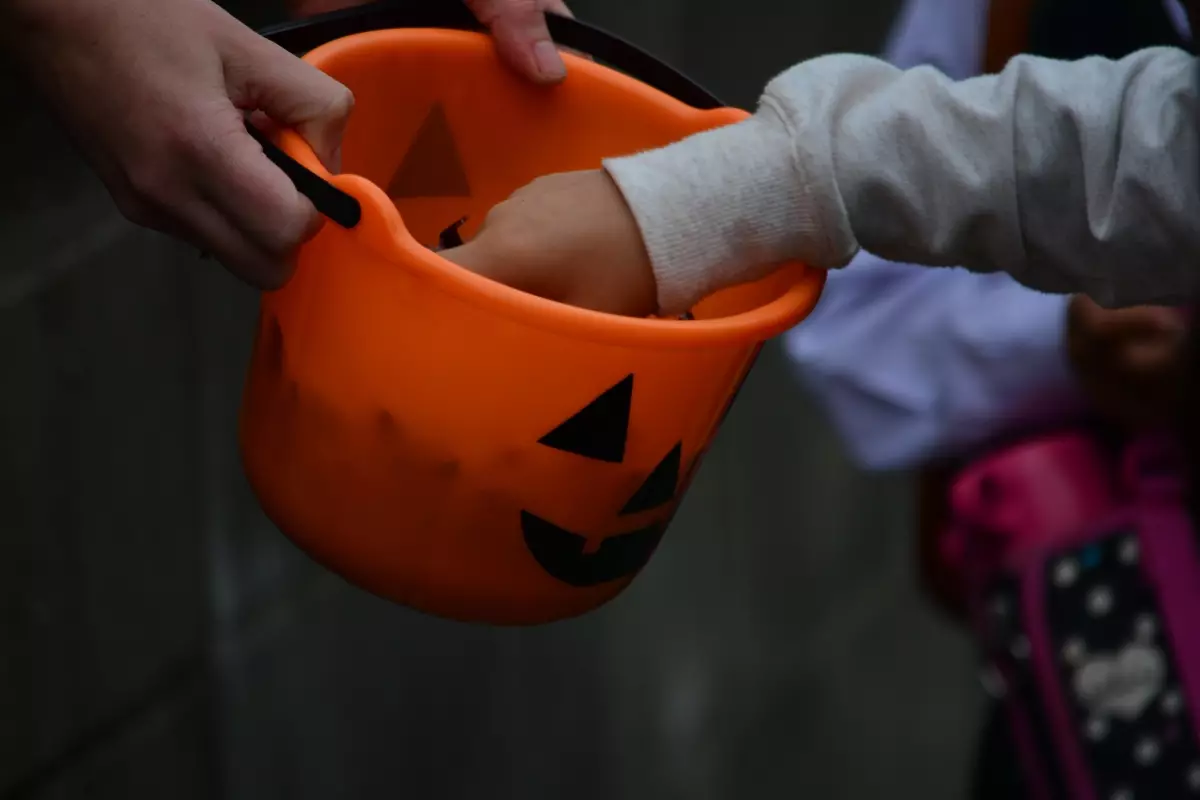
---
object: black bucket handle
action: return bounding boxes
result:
[251,0,725,229]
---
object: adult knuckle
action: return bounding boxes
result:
[462,0,495,23]
[244,190,317,258]
[322,81,354,118]
[279,205,321,251]
[502,0,542,15]
[467,0,540,25]
[228,254,283,291]
[110,189,158,229]
[121,159,176,212]
[183,114,245,167]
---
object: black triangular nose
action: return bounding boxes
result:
[620,443,681,515]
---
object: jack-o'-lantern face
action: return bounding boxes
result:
[427,215,697,589]
[522,374,683,587]
[235,40,820,627]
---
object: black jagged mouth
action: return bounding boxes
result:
[520,510,665,587]
[432,217,468,251]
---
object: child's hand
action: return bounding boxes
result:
[1066,295,1188,428]
[440,169,660,317]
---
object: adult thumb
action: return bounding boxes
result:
[465,0,572,83]
[227,36,355,172]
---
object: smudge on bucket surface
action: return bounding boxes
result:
[375,408,462,483]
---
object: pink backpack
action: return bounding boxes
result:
[940,430,1200,799]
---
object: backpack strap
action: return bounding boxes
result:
[916,459,971,621]
[915,0,1194,621]
[917,0,1037,619]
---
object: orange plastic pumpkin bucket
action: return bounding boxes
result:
[242,2,825,625]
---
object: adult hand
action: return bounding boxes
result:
[1066,294,1188,429]
[1,0,352,288]
[286,0,574,83]
[0,0,572,291]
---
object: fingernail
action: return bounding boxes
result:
[1149,308,1186,333]
[533,41,566,81]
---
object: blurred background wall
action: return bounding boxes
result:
[0,0,986,797]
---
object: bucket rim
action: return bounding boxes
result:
[276,28,825,349]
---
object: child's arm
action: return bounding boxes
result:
[782,0,1084,471]
[606,47,1200,315]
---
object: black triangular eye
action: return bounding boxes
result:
[620,442,681,515]
[538,375,633,463]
